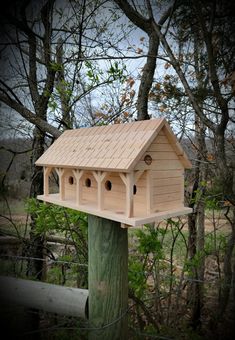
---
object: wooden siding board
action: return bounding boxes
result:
[142,151,179,160]
[151,170,184,179]
[153,177,182,187]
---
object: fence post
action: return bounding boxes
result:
[88,215,128,339]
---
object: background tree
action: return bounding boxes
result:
[0,0,133,276]
[115,0,235,330]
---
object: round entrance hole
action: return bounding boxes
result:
[144,154,152,165]
[68,176,74,185]
[133,185,137,195]
[105,180,112,191]
[85,178,91,187]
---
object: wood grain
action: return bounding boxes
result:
[88,215,128,339]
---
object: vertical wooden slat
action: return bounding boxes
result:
[43,166,51,196]
[92,171,108,210]
[56,168,65,200]
[72,169,84,205]
[126,172,134,218]
[146,170,153,214]
[60,169,65,201]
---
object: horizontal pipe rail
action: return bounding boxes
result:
[0,276,88,319]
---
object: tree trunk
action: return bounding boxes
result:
[217,210,235,320]
[215,131,235,321]
[25,127,46,339]
[187,114,207,329]
[136,31,158,120]
[27,127,46,280]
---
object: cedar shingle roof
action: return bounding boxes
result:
[35,118,191,171]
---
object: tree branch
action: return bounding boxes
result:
[0,94,61,138]
[152,20,216,132]
[113,0,152,33]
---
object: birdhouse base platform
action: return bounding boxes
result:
[37,194,192,227]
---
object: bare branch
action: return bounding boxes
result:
[0,93,61,138]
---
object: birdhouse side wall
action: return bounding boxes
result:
[59,169,148,216]
[103,172,147,216]
[133,171,147,216]
[64,170,98,204]
[135,130,184,212]
[81,172,97,204]
[103,173,126,212]
[64,169,77,200]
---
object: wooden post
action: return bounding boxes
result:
[43,167,51,196]
[88,215,128,340]
[72,169,84,205]
[92,171,107,210]
[56,168,65,200]
[126,172,134,217]
[119,172,134,218]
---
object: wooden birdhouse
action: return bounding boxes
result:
[35,118,192,226]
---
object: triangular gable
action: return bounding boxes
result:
[126,119,191,170]
[35,118,191,171]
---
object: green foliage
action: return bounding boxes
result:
[85,60,127,86]
[190,182,207,205]
[26,198,88,287]
[49,62,64,72]
[184,251,204,276]
[135,226,163,257]
[56,79,73,98]
[205,196,221,210]
[25,198,87,236]
[128,260,147,298]
[128,224,164,299]
[107,61,127,82]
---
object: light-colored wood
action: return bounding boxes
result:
[0,276,88,319]
[92,171,108,210]
[135,159,183,171]
[134,170,145,182]
[146,170,153,214]
[148,143,175,152]
[151,170,184,179]
[153,184,181,195]
[126,172,134,217]
[153,177,182,187]
[37,194,192,227]
[36,118,192,225]
[72,169,84,205]
[119,172,127,186]
[142,151,179,160]
[153,192,182,204]
[35,118,191,171]
[43,166,52,196]
[55,168,65,200]
[154,200,183,211]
